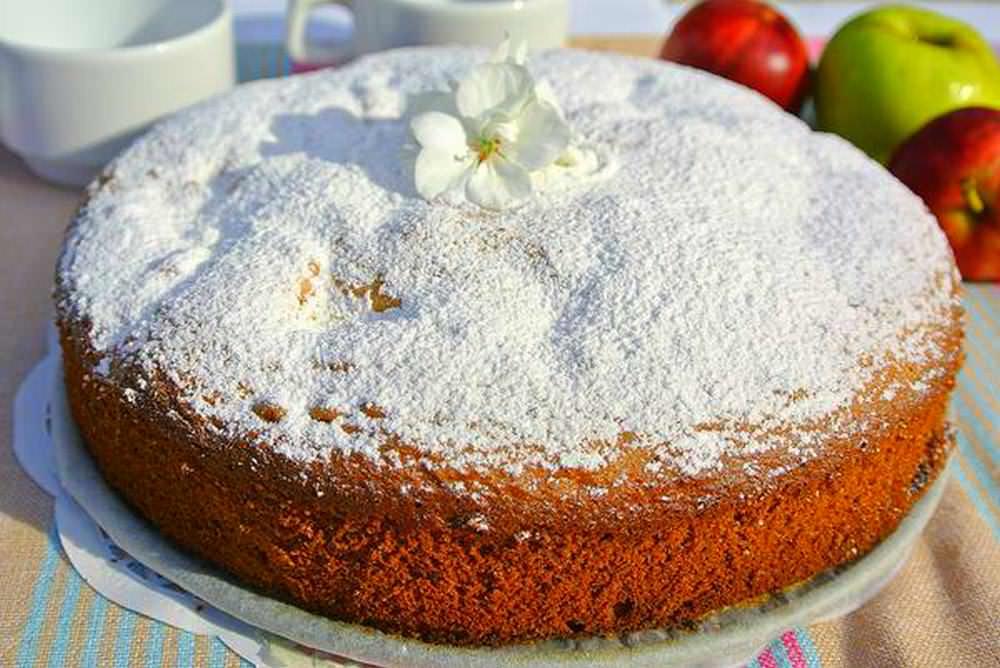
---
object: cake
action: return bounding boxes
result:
[55,47,963,646]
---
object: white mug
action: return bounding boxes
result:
[0,0,235,187]
[286,0,568,70]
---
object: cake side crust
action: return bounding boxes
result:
[59,317,960,645]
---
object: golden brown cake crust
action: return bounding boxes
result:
[58,311,961,645]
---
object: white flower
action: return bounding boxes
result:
[409,40,571,210]
[490,37,528,66]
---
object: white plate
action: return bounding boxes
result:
[51,362,949,668]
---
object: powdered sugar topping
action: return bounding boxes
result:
[57,48,959,482]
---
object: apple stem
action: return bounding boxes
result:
[961,177,985,215]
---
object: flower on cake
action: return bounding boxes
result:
[409,39,573,210]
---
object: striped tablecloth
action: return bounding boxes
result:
[1,39,998,668]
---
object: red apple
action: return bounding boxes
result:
[660,0,809,113]
[889,107,1000,282]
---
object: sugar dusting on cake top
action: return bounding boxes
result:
[56,47,959,481]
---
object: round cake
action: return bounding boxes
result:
[56,47,963,646]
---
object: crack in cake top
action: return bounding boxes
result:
[56,47,959,479]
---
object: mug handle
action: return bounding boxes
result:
[286,0,355,67]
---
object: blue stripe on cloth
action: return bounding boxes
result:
[113,610,138,668]
[960,295,1000,392]
[951,286,1000,539]
[16,525,61,667]
[968,285,1000,328]
[176,631,196,668]
[953,460,1000,539]
[953,341,1000,468]
[46,565,84,668]
[965,295,1000,358]
[209,637,229,668]
[953,407,1000,509]
[954,384,999,469]
[236,43,291,82]
[79,593,109,668]
[275,47,291,78]
[207,636,255,667]
[961,293,999,354]
[143,618,165,668]
[795,628,823,667]
[768,635,794,668]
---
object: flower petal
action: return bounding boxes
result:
[490,37,528,65]
[465,156,532,210]
[456,63,533,120]
[512,40,528,65]
[490,37,511,63]
[502,99,571,171]
[414,148,472,200]
[533,80,562,114]
[411,111,468,153]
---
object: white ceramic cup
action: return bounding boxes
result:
[286,0,568,69]
[0,0,235,187]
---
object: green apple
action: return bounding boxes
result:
[816,5,1000,164]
